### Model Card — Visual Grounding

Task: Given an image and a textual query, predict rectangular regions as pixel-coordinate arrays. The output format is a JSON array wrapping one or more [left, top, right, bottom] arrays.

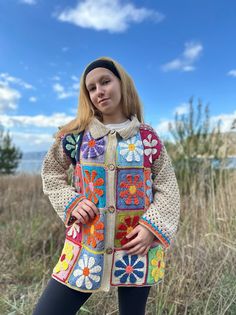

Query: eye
[[88, 86, 96, 92], [102, 79, 110, 85]]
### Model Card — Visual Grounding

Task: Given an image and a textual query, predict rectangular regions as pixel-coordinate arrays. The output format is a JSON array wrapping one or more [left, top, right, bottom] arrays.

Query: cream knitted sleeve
[[41, 138, 85, 227], [139, 145, 180, 248]]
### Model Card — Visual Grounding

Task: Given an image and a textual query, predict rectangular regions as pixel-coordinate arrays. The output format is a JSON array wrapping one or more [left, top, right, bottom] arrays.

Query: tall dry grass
[[0, 164, 236, 314]]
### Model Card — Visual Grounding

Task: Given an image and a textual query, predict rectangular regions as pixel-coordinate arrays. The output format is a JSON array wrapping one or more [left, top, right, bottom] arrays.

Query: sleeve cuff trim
[[139, 218, 170, 248]]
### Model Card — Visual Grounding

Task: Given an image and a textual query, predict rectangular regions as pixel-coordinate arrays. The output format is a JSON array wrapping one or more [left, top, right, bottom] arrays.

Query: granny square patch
[[114, 210, 144, 248], [82, 165, 106, 208], [111, 250, 147, 286], [147, 245, 165, 284], [82, 211, 106, 251], [68, 248, 103, 290], [52, 240, 81, 283], [80, 132, 106, 164], [117, 133, 144, 167], [62, 133, 81, 166], [140, 129, 162, 167], [144, 169, 153, 209], [66, 222, 83, 245], [73, 164, 84, 195], [116, 168, 145, 210]]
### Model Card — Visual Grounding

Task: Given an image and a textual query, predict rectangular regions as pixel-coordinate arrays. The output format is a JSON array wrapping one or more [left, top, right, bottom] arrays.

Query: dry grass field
[[0, 164, 236, 314]]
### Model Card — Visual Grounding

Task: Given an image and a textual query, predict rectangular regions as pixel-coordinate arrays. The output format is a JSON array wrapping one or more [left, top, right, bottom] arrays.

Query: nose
[[96, 84, 105, 97]]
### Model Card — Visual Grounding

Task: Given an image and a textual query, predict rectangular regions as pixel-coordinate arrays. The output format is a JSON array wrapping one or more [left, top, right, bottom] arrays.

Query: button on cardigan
[[41, 116, 180, 293]]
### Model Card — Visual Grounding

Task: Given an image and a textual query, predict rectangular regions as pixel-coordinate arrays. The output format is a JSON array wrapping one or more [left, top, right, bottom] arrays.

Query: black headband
[[84, 59, 121, 80]]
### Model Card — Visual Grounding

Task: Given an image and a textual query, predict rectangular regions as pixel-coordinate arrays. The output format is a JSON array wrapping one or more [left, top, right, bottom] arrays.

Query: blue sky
[[0, 0, 236, 152]]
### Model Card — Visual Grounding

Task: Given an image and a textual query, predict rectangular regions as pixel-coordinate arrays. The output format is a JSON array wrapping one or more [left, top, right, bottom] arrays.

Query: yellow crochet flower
[[53, 242, 74, 273], [151, 247, 165, 282]]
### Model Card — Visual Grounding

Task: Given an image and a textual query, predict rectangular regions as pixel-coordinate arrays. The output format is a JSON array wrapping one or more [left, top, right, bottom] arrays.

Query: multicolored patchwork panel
[[111, 245, 165, 286]]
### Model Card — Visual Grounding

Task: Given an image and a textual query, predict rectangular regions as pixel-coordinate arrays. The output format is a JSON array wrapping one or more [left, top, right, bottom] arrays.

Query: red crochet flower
[[116, 215, 140, 245]]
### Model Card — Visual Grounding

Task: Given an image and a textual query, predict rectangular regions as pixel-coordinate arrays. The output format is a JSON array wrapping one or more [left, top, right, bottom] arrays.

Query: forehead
[[85, 67, 115, 86]]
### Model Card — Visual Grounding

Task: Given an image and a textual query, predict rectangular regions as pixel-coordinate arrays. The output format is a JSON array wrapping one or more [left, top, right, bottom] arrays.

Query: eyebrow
[[86, 74, 111, 89]]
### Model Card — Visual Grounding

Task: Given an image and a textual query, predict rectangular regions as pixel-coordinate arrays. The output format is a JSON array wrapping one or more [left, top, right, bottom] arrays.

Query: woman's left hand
[[121, 224, 155, 256]]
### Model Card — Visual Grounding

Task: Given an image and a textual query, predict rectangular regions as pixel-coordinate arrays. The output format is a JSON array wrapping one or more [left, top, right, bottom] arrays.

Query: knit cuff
[[139, 217, 170, 249], [64, 195, 86, 227]]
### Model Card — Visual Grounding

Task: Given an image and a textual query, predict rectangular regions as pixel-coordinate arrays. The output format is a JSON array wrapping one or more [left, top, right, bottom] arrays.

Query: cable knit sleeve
[[41, 137, 85, 227], [139, 144, 180, 249]]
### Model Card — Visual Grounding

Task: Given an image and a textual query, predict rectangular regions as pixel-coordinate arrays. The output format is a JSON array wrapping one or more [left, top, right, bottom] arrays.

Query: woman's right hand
[[71, 199, 99, 224]]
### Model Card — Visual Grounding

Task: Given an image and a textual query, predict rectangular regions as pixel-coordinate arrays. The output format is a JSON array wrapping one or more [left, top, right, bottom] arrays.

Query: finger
[[80, 204, 95, 219], [122, 236, 141, 249], [126, 225, 140, 239], [83, 199, 99, 214], [125, 244, 144, 255], [73, 212, 86, 224], [79, 209, 90, 223], [140, 246, 150, 257]]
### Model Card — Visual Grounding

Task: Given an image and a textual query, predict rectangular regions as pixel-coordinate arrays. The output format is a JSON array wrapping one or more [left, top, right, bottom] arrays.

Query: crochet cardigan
[[41, 116, 180, 292]]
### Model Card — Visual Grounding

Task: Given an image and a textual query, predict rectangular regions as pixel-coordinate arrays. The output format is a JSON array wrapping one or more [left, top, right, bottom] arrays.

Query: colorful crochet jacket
[[41, 116, 180, 293]]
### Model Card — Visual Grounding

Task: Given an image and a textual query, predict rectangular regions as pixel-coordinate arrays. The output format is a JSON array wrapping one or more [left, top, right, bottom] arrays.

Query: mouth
[[98, 98, 109, 104]]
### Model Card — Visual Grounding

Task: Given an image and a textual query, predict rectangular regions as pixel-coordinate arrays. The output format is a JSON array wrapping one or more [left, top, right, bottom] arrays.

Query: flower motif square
[[117, 169, 145, 210], [114, 211, 144, 248], [80, 132, 106, 164], [111, 250, 147, 285], [140, 129, 162, 167], [144, 169, 153, 209], [52, 240, 81, 282], [117, 133, 144, 167], [73, 164, 84, 194], [147, 245, 165, 284], [82, 212, 106, 250], [68, 248, 103, 290], [82, 166, 106, 208], [66, 222, 82, 245]]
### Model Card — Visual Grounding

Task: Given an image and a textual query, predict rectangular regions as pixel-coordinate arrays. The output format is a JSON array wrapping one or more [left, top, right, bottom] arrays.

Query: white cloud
[[55, 0, 164, 33], [29, 96, 37, 102], [162, 41, 203, 72], [0, 84, 21, 113], [53, 75, 80, 99], [19, 0, 37, 5], [173, 103, 189, 115], [227, 69, 236, 77], [210, 111, 236, 132], [153, 111, 236, 142], [0, 112, 75, 129], [0, 73, 33, 89], [53, 83, 77, 99]]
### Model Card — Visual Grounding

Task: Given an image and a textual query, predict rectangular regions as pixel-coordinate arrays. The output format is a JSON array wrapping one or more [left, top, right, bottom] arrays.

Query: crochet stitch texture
[[41, 116, 180, 292]]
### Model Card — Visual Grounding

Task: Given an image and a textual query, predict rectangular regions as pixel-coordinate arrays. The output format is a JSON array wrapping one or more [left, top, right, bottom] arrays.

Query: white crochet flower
[[73, 254, 101, 289], [67, 223, 80, 239], [143, 134, 158, 163], [119, 136, 143, 162]]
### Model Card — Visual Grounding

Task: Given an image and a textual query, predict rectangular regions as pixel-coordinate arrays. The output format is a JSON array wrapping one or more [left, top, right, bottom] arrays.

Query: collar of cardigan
[[88, 115, 141, 140]]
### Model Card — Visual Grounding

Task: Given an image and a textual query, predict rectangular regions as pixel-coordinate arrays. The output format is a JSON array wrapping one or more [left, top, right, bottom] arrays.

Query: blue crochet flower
[[114, 254, 144, 284]]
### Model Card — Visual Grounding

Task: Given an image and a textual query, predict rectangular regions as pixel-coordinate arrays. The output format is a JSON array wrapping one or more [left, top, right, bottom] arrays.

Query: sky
[[0, 0, 236, 152]]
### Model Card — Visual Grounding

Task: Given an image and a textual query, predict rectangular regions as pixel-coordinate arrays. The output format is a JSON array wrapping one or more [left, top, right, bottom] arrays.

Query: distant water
[[16, 152, 236, 174], [16, 152, 47, 174]]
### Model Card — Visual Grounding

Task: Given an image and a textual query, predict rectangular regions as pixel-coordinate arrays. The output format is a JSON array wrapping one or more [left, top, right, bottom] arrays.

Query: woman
[[33, 57, 180, 315]]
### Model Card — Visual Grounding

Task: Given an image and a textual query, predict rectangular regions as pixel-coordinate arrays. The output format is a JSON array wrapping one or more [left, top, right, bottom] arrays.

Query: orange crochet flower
[[84, 215, 104, 248], [84, 170, 104, 204], [116, 215, 140, 245], [119, 174, 144, 205]]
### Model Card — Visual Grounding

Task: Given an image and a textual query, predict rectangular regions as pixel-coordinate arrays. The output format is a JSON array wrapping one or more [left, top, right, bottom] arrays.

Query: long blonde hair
[[55, 56, 144, 139]]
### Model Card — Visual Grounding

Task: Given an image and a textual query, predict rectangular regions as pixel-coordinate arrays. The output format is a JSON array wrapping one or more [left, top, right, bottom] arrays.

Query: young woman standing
[[33, 57, 180, 315]]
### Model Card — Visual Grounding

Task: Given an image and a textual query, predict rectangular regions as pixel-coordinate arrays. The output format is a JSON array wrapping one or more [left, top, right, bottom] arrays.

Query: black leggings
[[33, 278, 151, 315]]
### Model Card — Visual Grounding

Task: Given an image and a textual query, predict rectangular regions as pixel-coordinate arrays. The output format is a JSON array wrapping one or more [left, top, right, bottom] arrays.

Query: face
[[85, 67, 122, 117]]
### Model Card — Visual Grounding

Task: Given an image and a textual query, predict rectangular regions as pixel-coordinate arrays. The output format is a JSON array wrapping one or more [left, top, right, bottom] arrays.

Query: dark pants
[[33, 278, 151, 315]]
